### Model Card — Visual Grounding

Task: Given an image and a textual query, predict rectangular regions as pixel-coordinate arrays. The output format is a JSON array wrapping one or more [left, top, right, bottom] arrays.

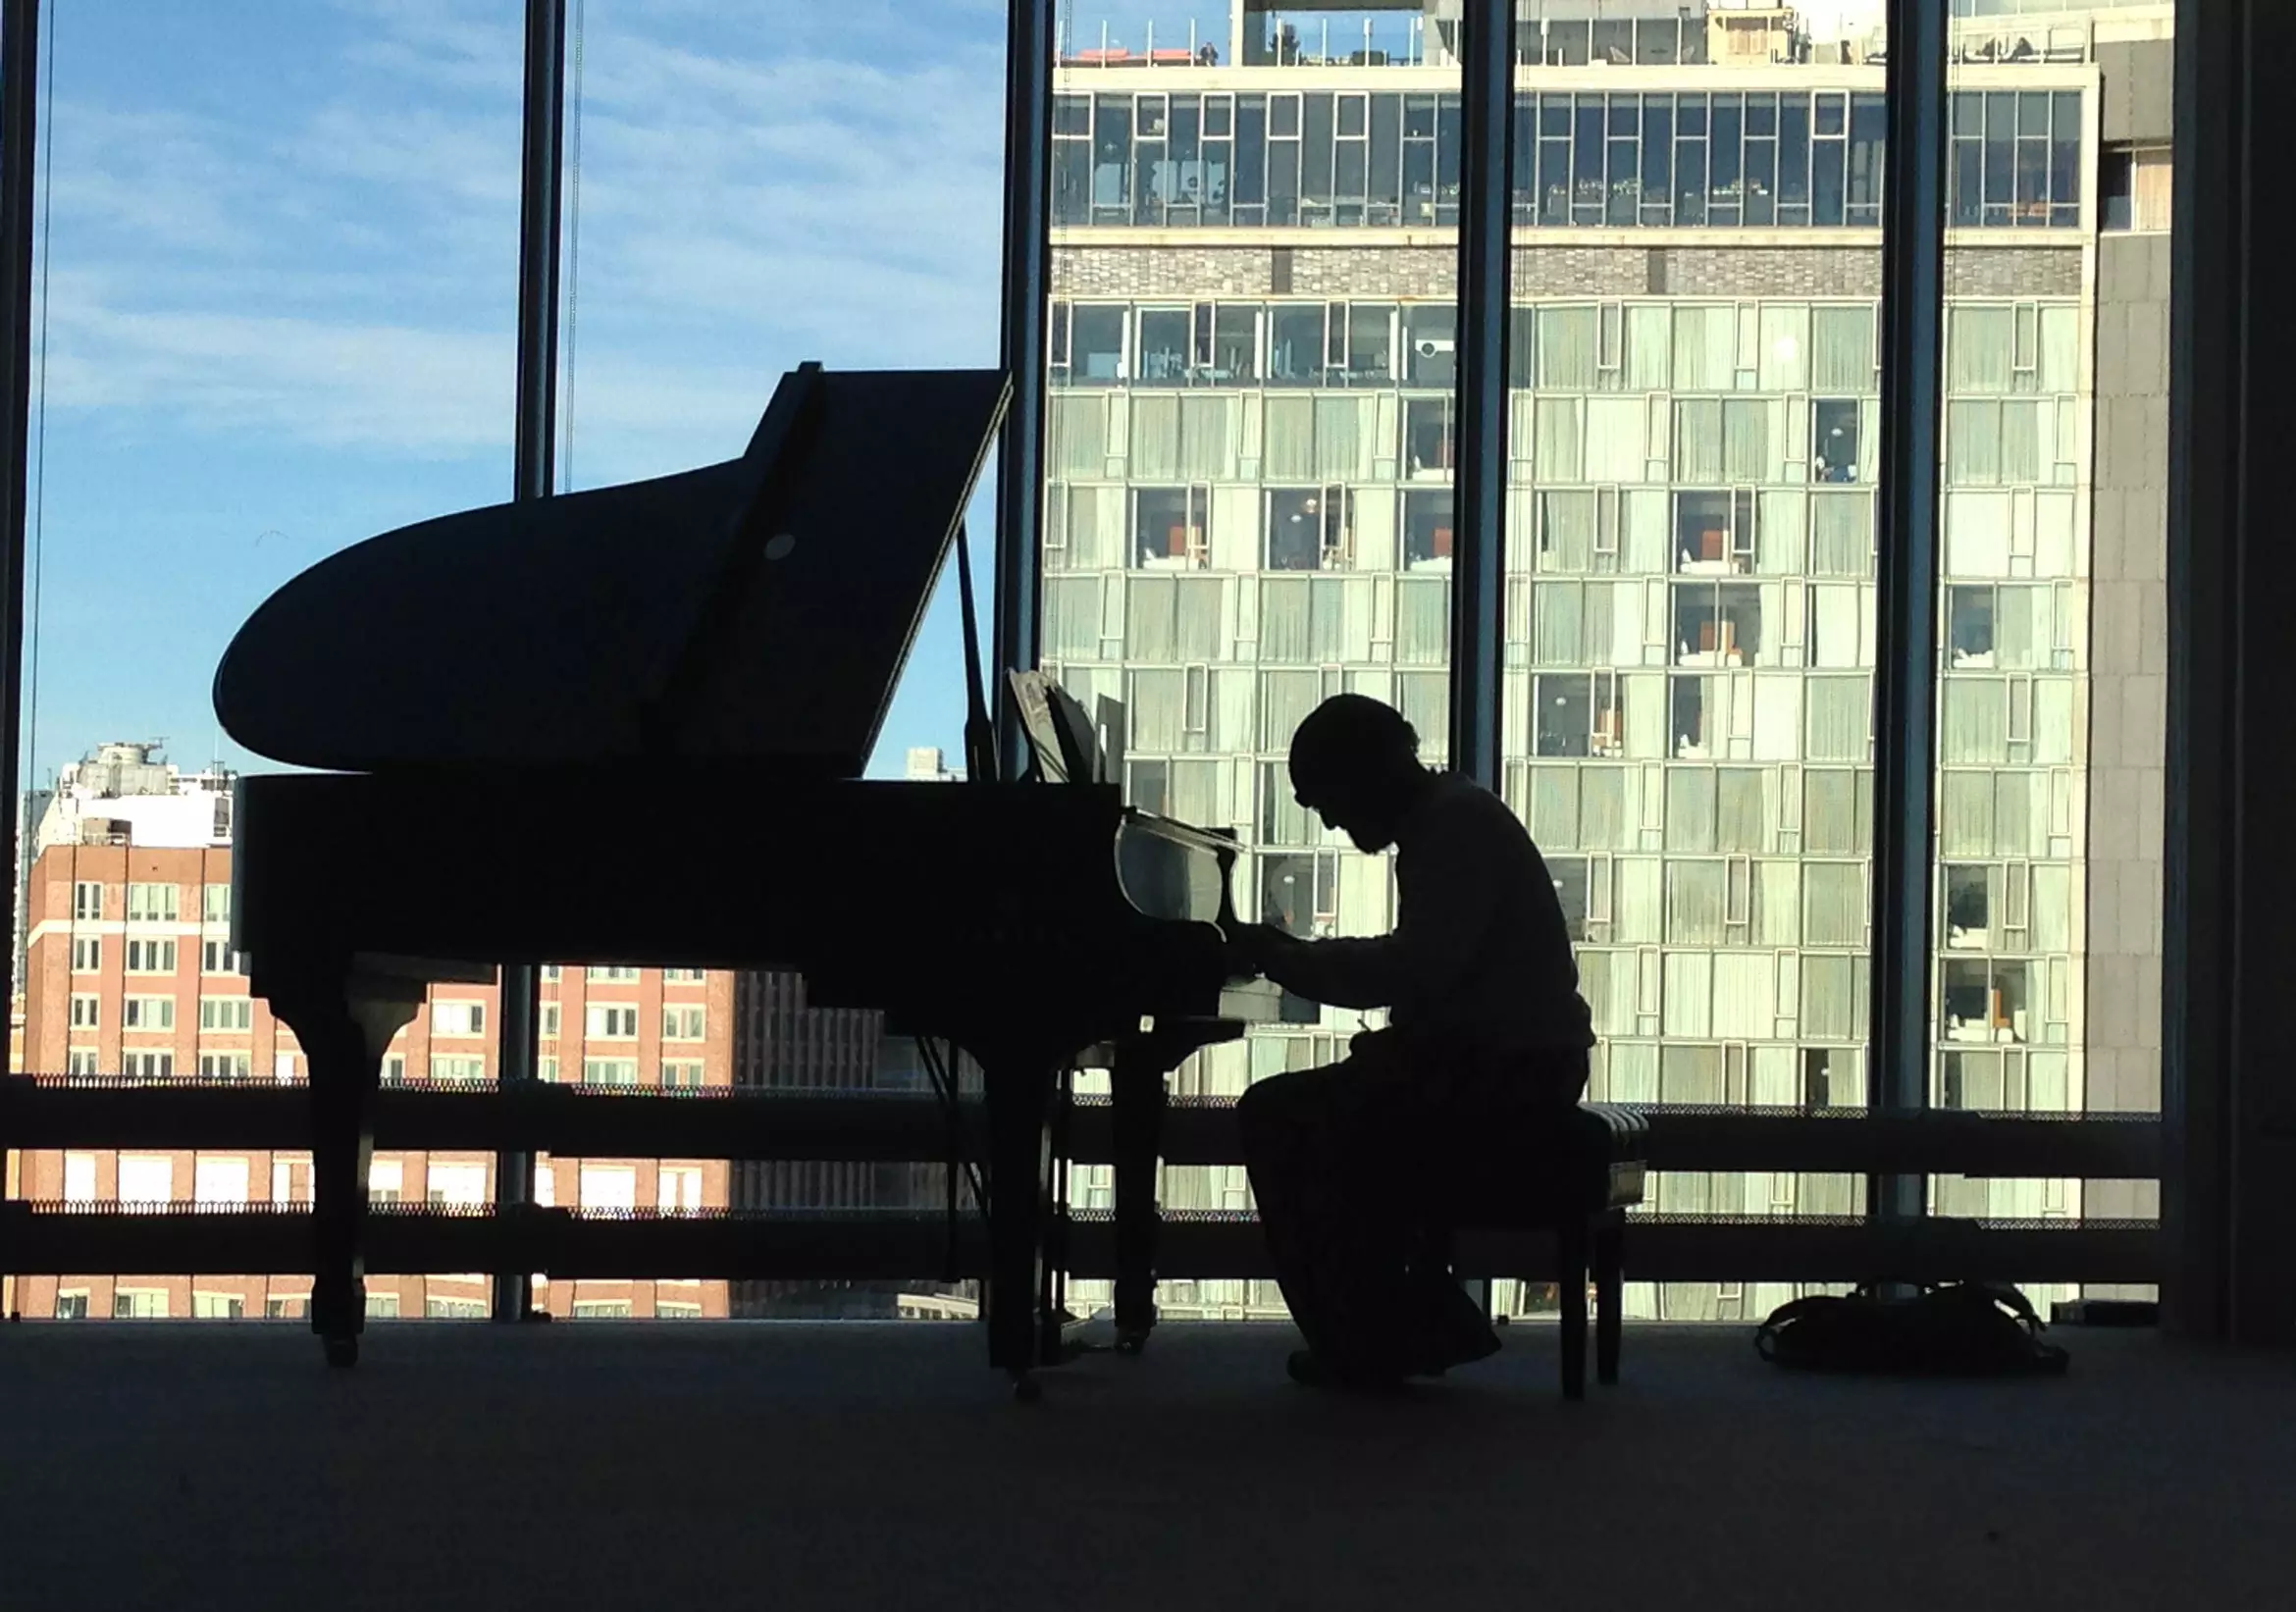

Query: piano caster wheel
[[322, 1334, 359, 1369], [1115, 1329, 1149, 1357], [1011, 1373, 1042, 1405]]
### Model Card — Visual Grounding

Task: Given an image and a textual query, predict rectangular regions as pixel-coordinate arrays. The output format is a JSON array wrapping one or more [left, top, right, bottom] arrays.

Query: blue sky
[[21, 0, 1052, 786]]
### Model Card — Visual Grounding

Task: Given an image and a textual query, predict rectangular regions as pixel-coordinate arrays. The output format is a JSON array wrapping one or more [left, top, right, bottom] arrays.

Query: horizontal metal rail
[[0, 1203, 2160, 1286], [0, 1078, 2163, 1180]]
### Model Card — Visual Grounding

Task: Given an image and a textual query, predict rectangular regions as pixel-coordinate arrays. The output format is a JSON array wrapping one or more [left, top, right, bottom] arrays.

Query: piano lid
[[213, 365, 1009, 778]]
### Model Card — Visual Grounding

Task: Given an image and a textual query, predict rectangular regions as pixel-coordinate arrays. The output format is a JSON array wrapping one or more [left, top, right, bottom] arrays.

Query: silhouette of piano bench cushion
[[1423, 1103, 1647, 1400]]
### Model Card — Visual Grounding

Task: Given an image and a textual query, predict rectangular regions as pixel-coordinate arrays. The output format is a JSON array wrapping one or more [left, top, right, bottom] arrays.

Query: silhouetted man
[[1226, 694, 1593, 1390]]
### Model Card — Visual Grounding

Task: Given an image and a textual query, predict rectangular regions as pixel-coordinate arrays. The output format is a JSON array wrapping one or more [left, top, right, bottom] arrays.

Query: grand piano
[[215, 363, 1279, 1390]]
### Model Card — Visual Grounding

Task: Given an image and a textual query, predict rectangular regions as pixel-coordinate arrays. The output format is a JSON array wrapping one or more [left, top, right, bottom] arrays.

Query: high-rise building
[[1043, 0, 2172, 1320]]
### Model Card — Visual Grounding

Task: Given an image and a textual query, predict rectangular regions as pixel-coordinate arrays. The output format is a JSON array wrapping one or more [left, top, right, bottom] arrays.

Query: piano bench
[[1426, 1102, 1648, 1401]]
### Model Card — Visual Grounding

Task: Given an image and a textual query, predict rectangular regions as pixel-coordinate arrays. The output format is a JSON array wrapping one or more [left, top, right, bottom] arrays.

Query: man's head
[[1288, 694, 1428, 853]]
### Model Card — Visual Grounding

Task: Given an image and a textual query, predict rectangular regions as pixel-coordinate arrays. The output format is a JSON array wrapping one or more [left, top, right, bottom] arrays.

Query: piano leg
[[268, 973, 426, 1368], [1111, 1036, 1168, 1356], [979, 1045, 1061, 1399]]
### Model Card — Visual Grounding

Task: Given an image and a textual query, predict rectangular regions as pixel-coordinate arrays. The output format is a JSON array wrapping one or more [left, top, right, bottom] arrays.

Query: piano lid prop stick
[[955, 520, 998, 785]]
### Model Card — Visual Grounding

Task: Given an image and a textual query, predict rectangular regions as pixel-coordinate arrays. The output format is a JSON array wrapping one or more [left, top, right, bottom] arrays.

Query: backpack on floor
[[1754, 1281, 2069, 1378]]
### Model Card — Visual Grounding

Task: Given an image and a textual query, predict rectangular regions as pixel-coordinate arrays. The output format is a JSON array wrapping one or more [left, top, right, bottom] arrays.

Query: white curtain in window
[[1995, 771, 2039, 857], [1758, 490, 1806, 576], [1809, 491, 1869, 576], [1581, 767, 1628, 849], [1949, 306, 2016, 392], [1758, 304, 1809, 391], [1315, 395, 1370, 481], [2033, 678, 2074, 765], [1623, 671, 1666, 758], [1043, 577, 1100, 659], [1803, 862, 1866, 947], [2038, 304, 2079, 393], [1614, 858, 1662, 944], [120, 1155, 173, 1203], [578, 1165, 638, 1213], [1539, 491, 1596, 572], [193, 1156, 248, 1206], [1352, 487, 1396, 570], [1999, 399, 2042, 484], [1717, 768, 1767, 853], [1259, 578, 1310, 662], [1755, 860, 1800, 947], [1947, 400, 2001, 486], [1070, 486, 1122, 570], [1130, 393, 1181, 481], [1671, 305, 1735, 390], [1810, 305, 1874, 393], [1667, 861, 1726, 944], [1048, 393, 1109, 479], [1606, 1038, 1659, 1101], [1175, 576, 1226, 660], [1624, 304, 1671, 390], [1803, 769, 1860, 855], [1623, 489, 1668, 573], [1535, 581, 1582, 664], [1130, 668, 1187, 751], [1311, 576, 1351, 661], [1529, 765, 1577, 848], [1946, 491, 2011, 576], [1674, 399, 1724, 484], [1804, 675, 1868, 761], [1179, 394, 1238, 480], [1583, 396, 1646, 483], [1262, 395, 1316, 480], [1336, 853, 1391, 939], [2031, 863, 2072, 952], [1583, 953, 1641, 1042], [1712, 953, 1775, 1041], [1942, 678, 2008, 763], [1124, 575, 1175, 661], [1666, 769, 1716, 853], [1939, 772, 1994, 857], [1994, 585, 2041, 668], [1170, 758, 1223, 826], [1661, 952, 1713, 1037], [1535, 397, 1585, 483], [1397, 673, 1447, 755], [1724, 398, 1777, 484], [1811, 584, 1862, 668], [1800, 955, 1859, 1040], [1260, 669, 1323, 750], [1538, 306, 1599, 388], [1212, 668, 1256, 753]]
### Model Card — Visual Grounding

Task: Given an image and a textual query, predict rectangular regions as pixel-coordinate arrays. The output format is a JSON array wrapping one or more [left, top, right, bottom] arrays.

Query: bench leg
[[1593, 1219, 1623, 1386], [1557, 1217, 1588, 1401]]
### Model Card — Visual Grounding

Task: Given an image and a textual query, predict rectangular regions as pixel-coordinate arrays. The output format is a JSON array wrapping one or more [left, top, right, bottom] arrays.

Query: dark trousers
[[1236, 1032, 1587, 1377]]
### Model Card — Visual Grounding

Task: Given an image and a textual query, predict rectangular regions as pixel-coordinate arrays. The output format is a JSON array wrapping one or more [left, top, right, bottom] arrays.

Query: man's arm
[[1226, 819, 1502, 1010]]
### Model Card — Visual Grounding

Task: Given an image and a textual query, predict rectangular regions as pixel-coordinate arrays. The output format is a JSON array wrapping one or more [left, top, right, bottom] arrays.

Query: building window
[[1132, 485, 1212, 569], [122, 1051, 175, 1078], [125, 882, 180, 922], [126, 938, 178, 973], [571, 1299, 633, 1319], [199, 997, 253, 1031], [114, 1289, 170, 1319], [193, 1156, 248, 1206], [69, 993, 99, 1029], [659, 1166, 704, 1213], [65, 1049, 98, 1076], [661, 1061, 704, 1090], [54, 1291, 89, 1320], [368, 1159, 404, 1204], [541, 963, 561, 981], [70, 936, 100, 972], [586, 1004, 639, 1039], [199, 1052, 252, 1080], [426, 1162, 489, 1207], [200, 938, 237, 974], [123, 995, 176, 1031], [661, 967, 706, 982], [582, 1058, 639, 1086], [383, 1054, 406, 1084], [661, 1006, 705, 1041], [585, 964, 639, 982], [64, 1151, 96, 1200], [119, 1154, 174, 1204], [365, 1292, 401, 1319], [427, 1296, 488, 1319], [538, 1055, 558, 1082], [432, 1000, 486, 1037], [656, 1300, 703, 1320], [201, 883, 231, 923], [429, 1055, 487, 1082], [265, 1295, 306, 1320], [541, 1003, 560, 1038], [2101, 145, 2171, 233], [71, 880, 102, 920], [579, 1165, 638, 1212]]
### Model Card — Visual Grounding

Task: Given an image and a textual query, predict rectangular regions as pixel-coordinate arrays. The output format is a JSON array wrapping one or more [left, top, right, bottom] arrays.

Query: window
[[662, 1006, 705, 1040], [579, 1165, 639, 1212], [542, 1003, 560, 1037], [274, 1051, 299, 1082], [583, 1058, 639, 1086], [65, 1049, 98, 1076], [656, 1300, 703, 1321], [661, 967, 707, 982], [114, 1289, 170, 1319], [429, 1055, 487, 1081], [119, 1154, 174, 1204], [70, 936, 100, 972], [383, 1054, 406, 1084], [1133, 485, 1212, 568], [368, 1159, 403, 1204], [432, 1000, 486, 1037], [126, 882, 180, 922], [659, 1166, 704, 1213], [541, 964, 561, 981], [2099, 145, 2170, 233], [587, 1004, 639, 1039], [123, 995, 176, 1031], [661, 1061, 705, 1089], [69, 993, 99, 1029], [571, 1299, 633, 1319], [122, 1051, 175, 1078], [126, 938, 177, 974], [54, 1292, 89, 1320], [200, 938, 237, 974], [586, 964, 639, 982], [199, 997, 253, 1031], [72, 880, 102, 919], [201, 883, 231, 923], [271, 1159, 304, 1204], [1812, 398, 1861, 483], [199, 1052, 252, 1080], [265, 1295, 306, 1319], [427, 1295, 489, 1319], [1402, 488, 1453, 570], [64, 1152, 97, 1200], [193, 1157, 248, 1206], [426, 1162, 489, 1207], [365, 1293, 401, 1319]]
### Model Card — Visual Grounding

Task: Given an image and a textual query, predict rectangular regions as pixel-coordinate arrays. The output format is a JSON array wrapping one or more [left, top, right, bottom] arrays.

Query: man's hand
[[1224, 921, 1295, 979]]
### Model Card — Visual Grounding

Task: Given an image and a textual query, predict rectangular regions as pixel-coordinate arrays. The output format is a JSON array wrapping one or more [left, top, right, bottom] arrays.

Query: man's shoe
[[1286, 1349, 1406, 1393]]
